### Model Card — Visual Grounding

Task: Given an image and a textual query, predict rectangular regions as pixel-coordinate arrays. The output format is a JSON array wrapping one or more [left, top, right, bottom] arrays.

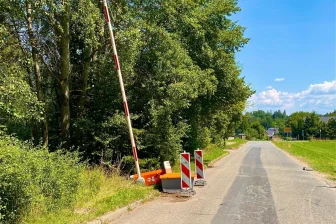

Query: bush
[[121, 156, 161, 175], [0, 136, 83, 223]]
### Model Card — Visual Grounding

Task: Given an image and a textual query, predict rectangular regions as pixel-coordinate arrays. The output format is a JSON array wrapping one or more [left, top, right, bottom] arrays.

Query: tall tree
[[326, 118, 336, 139], [304, 112, 321, 139], [58, 1, 71, 147], [25, 1, 48, 148]]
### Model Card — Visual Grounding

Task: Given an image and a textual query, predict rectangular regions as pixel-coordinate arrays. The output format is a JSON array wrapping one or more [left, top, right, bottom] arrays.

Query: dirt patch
[[160, 192, 194, 202]]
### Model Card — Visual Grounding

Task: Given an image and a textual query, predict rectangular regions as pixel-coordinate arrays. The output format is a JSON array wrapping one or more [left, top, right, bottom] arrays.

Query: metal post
[[320, 129, 321, 140], [102, 0, 144, 183]]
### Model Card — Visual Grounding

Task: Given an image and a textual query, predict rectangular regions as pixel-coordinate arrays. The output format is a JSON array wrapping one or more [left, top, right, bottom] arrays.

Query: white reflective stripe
[[181, 173, 191, 188], [181, 155, 190, 169], [181, 154, 190, 164], [196, 166, 204, 178]]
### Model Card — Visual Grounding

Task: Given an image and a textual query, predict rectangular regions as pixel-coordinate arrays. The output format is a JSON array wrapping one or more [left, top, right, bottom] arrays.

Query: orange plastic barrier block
[[133, 169, 165, 186], [160, 173, 195, 179]]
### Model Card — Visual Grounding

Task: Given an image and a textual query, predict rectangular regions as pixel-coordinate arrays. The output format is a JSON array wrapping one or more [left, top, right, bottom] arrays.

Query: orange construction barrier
[[132, 169, 165, 186]]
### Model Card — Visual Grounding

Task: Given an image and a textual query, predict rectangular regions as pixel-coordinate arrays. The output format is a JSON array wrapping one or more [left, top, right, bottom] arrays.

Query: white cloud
[[274, 78, 285, 82], [266, 86, 273, 89], [247, 80, 336, 114], [301, 80, 336, 95]]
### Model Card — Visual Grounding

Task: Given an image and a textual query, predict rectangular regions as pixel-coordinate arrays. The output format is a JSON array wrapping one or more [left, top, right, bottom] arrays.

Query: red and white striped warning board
[[180, 152, 192, 189], [195, 149, 204, 179], [194, 149, 207, 186]]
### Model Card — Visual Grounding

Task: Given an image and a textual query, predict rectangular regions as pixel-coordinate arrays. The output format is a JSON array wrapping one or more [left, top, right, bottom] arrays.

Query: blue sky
[[232, 0, 336, 115]]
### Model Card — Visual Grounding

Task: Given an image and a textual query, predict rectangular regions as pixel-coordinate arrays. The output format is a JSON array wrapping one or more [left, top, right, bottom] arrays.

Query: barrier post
[[180, 152, 196, 196], [102, 0, 144, 183], [194, 149, 207, 186]]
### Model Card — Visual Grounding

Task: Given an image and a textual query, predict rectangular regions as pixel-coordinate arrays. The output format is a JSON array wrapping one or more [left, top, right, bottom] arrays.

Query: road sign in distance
[[284, 127, 292, 133]]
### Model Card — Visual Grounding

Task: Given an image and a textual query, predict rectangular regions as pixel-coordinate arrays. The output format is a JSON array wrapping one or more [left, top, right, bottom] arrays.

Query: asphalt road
[[110, 141, 336, 224]]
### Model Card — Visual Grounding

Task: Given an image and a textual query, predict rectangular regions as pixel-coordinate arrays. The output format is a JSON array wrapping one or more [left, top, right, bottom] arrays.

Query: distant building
[[238, 133, 246, 139], [303, 116, 336, 123], [266, 130, 275, 138], [267, 128, 278, 134], [320, 116, 336, 123]]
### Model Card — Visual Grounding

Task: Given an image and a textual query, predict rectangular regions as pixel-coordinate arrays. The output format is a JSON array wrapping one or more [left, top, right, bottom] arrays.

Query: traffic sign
[[284, 127, 292, 133]]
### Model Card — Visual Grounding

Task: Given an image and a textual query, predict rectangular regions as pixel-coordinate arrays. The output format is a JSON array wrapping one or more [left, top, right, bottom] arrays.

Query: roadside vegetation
[[237, 110, 336, 141], [25, 170, 157, 224], [274, 140, 336, 180], [0, 136, 157, 224], [172, 138, 247, 173]]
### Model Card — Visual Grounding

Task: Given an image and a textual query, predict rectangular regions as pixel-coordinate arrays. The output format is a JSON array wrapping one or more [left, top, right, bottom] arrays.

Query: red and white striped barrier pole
[[103, 0, 144, 183], [180, 152, 192, 190], [194, 149, 207, 186]]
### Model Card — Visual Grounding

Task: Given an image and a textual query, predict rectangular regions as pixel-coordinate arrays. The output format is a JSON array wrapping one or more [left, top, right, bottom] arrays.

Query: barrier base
[[136, 177, 145, 184], [194, 179, 207, 186], [179, 189, 196, 197]]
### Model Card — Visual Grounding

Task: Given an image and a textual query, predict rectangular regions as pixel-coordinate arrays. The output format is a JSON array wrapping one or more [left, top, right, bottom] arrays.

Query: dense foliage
[[0, 136, 83, 223], [0, 0, 253, 166]]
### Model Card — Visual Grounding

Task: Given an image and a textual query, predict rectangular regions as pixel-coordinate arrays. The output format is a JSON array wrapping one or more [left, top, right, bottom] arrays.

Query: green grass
[[24, 168, 158, 224], [172, 138, 248, 174], [23, 138, 248, 224], [274, 140, 336, 180], [225, 138, 248, 150]]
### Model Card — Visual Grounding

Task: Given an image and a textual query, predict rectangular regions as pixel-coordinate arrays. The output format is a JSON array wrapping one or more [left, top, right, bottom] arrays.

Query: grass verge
[[172, 138, 248, 173], [24, 168, 158, 224], [273, 140, 336, 180]]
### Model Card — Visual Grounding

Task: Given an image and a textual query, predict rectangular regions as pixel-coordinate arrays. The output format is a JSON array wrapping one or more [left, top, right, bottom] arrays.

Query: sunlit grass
[[274, 141, 336, 180], [24, 168, 158, 224]]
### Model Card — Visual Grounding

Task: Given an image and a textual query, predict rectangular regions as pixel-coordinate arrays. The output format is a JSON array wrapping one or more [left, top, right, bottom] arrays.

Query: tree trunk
[[26, 1, 48, 148], [59, 1, 71, 147], [78, 47, 91, 114]]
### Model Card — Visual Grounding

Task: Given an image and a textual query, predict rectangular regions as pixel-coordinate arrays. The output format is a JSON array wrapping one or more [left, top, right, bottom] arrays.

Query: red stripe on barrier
[[182, 179, 189, 188], [196, 159, 203, 170], [123, 102, 129, 116], [103, 6, 109, 22], [195, 150, 202, 157], [181, 153, 189, 161], [181, 164, 190, 178], [113, 55, 120, 70], [132, 146, 138, 161]]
